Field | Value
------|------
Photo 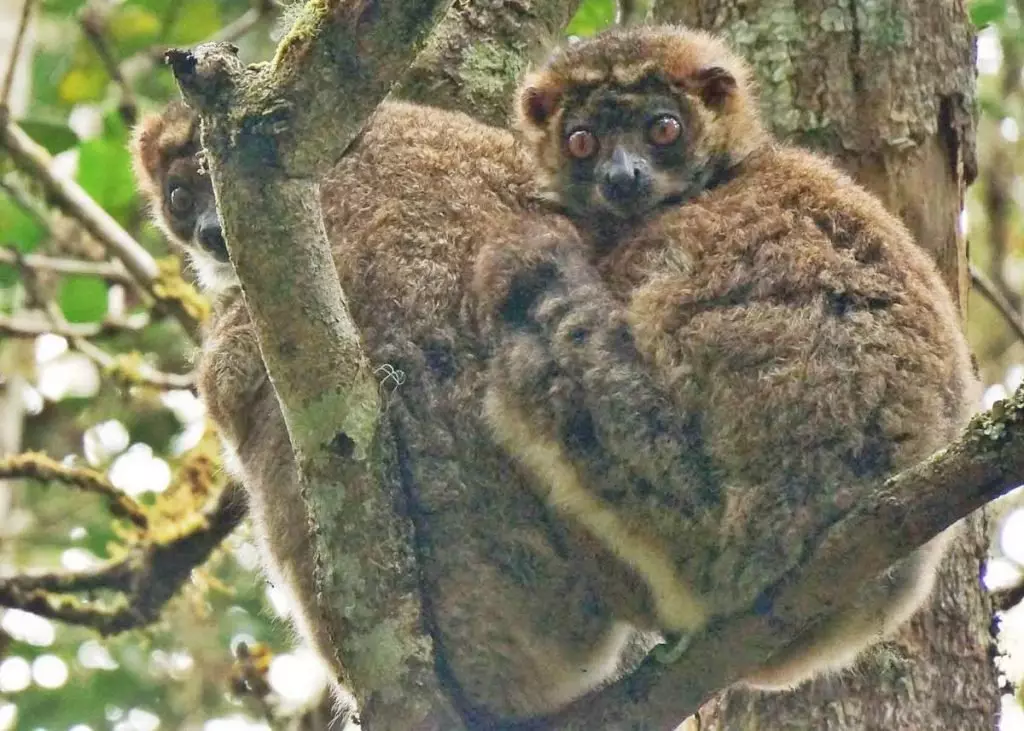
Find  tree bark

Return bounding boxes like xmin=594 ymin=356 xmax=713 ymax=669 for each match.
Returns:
xmin=653 ymin=1 xmax=998 ymax=728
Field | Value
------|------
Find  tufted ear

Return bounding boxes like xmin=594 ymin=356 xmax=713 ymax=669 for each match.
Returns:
xmin=516 ymin=72 xmax=565 ymax=130
xmin=688 ymin=65 xmax=737 ymax=112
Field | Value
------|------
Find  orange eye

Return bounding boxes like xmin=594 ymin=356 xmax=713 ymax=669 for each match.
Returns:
xmin=648 ymin=115 xmax=682 ymax=146
xmin=566 ymin=129 xmax=598 ymax=160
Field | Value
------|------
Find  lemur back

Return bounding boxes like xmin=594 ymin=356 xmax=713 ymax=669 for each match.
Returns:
xmin=501 ymin=24 xmax=977 ymax=689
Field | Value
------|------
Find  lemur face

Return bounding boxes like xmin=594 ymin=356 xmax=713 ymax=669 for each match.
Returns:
xmin=552 ymin=82 xmax=704 ymax=221
xmin=132 ymin=102 xmax=236 ymax=294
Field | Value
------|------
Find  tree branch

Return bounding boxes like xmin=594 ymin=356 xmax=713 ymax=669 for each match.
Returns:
xmin=0 ymin=248 xmax=135 ymax=287
xmin=0 ymin=310 xmax=148 ymax=339
xmin=0 ymin=451 xmax=148 ymax=528
xmin=166 ymin=0 xmax=461 ymax=724
xmin=395 ymin=0 xmax=584 ymax=126
xmin=0 ymin=0 xmax=34 ymax=110
xmin=0 ymin=480 xmax=245 ymax=634
xmin=971 ymin=262 xmax=1024 ymax=347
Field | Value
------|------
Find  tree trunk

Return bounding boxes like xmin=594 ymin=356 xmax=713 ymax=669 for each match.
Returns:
xmin=653 ymin=1 xmax=999 ymax=728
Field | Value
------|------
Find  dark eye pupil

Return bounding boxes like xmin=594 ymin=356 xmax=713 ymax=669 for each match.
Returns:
xmin=169 ymin=187 xmax=193 ymax=214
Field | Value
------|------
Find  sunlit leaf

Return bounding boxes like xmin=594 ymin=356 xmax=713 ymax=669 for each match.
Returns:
xmin=57 ymin=67 xmax=108 ymax=105
xmin=969 ymin=0 xmax=1007 ymax=27
xmin=59 ymin=275 xmax=108 ymax=324
xmin=76 ymin=138 xmax=136 ymax=213
xmin=109 ymin=6 xmax=162 ymax=56
xmin=566 ymin=0 xmax=616 ymax=37
xmin=17 ymin=119 xmax=80 ymax=155
xmin=166 ymin=0 xmax=222 ymax=44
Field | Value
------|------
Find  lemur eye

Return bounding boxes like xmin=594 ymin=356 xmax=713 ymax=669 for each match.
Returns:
xmin=648 ymin=115 xmax=682 ymax=147
xmin=566 ymin=129 xmax=598 ymax=160
xmin=169 ymin=186 xmax=194 ymax=216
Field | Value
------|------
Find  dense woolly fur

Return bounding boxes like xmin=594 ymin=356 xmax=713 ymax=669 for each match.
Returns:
xmin=498 ymin=24 xmax=978 ymax=689
xmin=134 ymin=24 xmax=979 ymax=726
xmin=136 ymin=100 xmax=646 ymax=723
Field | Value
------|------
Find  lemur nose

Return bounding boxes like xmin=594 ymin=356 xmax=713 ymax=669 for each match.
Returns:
xmin=602 ymin=147 xmax=645 ymax=201
xmin=197 ymin=209 xmax=228 ymax=262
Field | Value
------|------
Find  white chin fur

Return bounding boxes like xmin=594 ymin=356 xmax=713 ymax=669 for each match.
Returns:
xmin=189 ymin=249 xmax=239 ymax=296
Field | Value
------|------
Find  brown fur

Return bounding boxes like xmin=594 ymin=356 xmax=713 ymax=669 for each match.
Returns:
xmin=494 ymin=24 xmax=978 ymax=689
xmin=134 ymin=101 xmax=651 ymax=724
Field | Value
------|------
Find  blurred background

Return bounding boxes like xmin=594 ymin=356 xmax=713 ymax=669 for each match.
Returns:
xmin=0 ymin=0 xmax=1022 ymax=728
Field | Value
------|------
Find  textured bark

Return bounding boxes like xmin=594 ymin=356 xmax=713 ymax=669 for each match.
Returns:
xmin=653 ymin=1 xmax=997 ymax=729
xmin=397 ymin=0 xmax=583 ymax=126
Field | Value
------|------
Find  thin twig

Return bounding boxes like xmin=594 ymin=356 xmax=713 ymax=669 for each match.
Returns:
xmin=993 ymin=582 xmax=1024 ymax=614
xmin=38 ymin=298 xmax=195 ymax=391
xmin=78 ymin=6 xmax=138 ymax=125
xmin=210 ymin=0 xmax=273 ymax=45
xmin=0 ymin=121 xmax=205 ymax=341
xmin=0 ymin=0 xmax=34 ymax=111
xmin=0 ymin=175 xmax=48 ymax=229
xmin=971 ymin=262 xmax=1024 ymax=345
xmin=0 ymin=481 xmax=245 ymax=634
xmin=0 ymin=452 xmax=148 ymax=528
xmin=0 ymin=248 xmax=134 ymax=286
xmin=73 ymin=336 xmax=196 ymax=390
xmin=0 ymin=310 xmax=148 ymax=339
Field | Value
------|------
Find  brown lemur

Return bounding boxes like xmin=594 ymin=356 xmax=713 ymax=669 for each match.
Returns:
xmin=133 ymin=99 xmax=694 ymax=724
xmin=477 ymin=24 xmax=979 ymax=690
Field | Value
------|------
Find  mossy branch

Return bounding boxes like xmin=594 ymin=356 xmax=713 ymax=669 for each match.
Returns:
xmin=0 ymin=478 xmax=244 ymax=636
xmin=164 ymin=0 xmax=460 ymax=725
xmin=0 ymin=452 xmax=149 ymax=528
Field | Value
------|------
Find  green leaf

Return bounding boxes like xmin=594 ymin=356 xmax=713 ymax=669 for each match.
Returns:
xmin=0 ymin=197 xmax=46 ymax=254
xmin=57 ymin=66 xmax=108 ymax=105
xmin=17 ymin=118 xmax=80 ymax=155
xmin=166 ymin=0 xmax=222 ymax=44
xmin=108 ymin=6 xmax=162 ymax=56
xmin=565 ymin=0 xmax=616 ymax=37
xmin=30 ymin=50 xmax=71 ymax=112
xmin=42 ymin=0 xmax=88 ymax=14
xmin=58 ymin=275 xmax=108 ymax=324
xmin=969 ymin=0 xmax=1007 ymax=27
xmin=76 ymin=138 xmax=136 ymax=213
xmin=0 ymin=194 xmax=46 ymax=290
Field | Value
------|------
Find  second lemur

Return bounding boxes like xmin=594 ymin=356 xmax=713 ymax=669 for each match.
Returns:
xmin=480 ymin=24 xmax=978 ymax=689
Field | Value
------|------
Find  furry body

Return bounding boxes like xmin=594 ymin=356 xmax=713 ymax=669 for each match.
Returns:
xmin=495 ymin=25 xmax=977 ymax=688
xmin=134 ymin=101 xmax=653 ymax=724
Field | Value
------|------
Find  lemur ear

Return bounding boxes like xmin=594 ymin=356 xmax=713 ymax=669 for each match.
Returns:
xmin=130 ymin=113 xmax=167 ymax=193
xmin=689 ymin=66 xmax=737 ymax=112
xmin=517 ymin=72 xmax=564 ymax=129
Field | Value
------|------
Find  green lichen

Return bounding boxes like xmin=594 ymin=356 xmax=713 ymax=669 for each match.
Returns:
xmin=718 ymin=7 xmax=805 ymax=137
xmin=856 ymin=0 xmax=909 ymax=50
xmin=271 ymin=0 xmax=330 ymax=74
xmin=152 ymin=256 xmax=211 ymax=326
xmin=288 ymin=373 xmax=381 ymax=462
xmin=459 ymin=41 xmax=529 ymax=117
xmin=347 ymin=617 xmax=418 ymax=692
